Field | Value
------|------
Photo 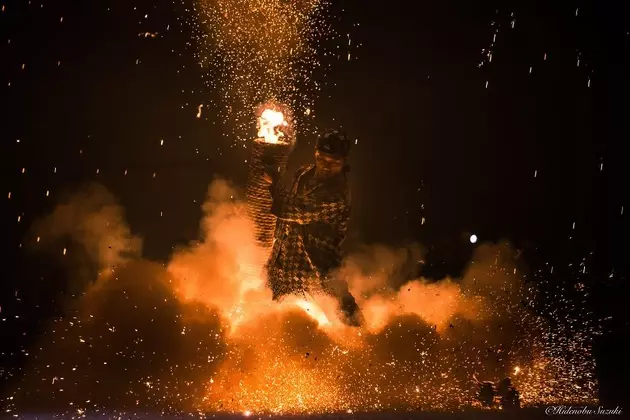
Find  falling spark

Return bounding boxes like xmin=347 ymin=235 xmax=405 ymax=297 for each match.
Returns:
xmin=189 ymin=0 xmax=333 ymax=142
xmin=197 ymin=104 xmax=204 ymax=119
xmin=2 ymin=185 xmax=600 ymax=413
xmin=1 ymin=3 xmax=602 ymax=416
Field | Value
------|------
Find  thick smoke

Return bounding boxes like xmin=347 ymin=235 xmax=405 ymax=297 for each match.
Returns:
xmin=6 ymin=180 xmax=597 ymax=414
xmin=30 ymin=183 xmax=142 ymax=270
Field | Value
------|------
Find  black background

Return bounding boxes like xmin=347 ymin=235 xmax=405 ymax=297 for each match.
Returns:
xmin=1 ymin=0 xmax=628 ymax=407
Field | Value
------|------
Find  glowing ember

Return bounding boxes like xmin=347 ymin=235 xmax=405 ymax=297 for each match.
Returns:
xmin=8 ymin=182 xmax=599 ymax=414
xmin=189 ymin=0 xmax=331 ymax=142
xmin=257 ymin=109 xmax=288 ymax=144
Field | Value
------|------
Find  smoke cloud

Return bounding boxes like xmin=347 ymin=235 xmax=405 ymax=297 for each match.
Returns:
xmin=6 ymin=180 xmax=597 ymax=414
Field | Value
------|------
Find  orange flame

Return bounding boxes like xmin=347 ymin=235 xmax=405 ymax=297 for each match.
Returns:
xmin=257 ymin=109 xmax=287 ymax=143
xmin=294 ymin=298 xmax=331 ymax=326
xmin=25 ymin=180 xmax=597 ymax=414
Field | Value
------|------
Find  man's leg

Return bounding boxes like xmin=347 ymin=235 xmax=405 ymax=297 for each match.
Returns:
xmin=321 ymin=274 xmax=362 ymax=326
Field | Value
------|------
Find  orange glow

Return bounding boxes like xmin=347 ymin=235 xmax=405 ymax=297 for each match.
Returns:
xmin=19 ymin=176 xmax=598 ymax=415
xmin=294 ymin=298 xmax=331 ymax=326
xmin=257 ymin=109 xmax=287 ymax=144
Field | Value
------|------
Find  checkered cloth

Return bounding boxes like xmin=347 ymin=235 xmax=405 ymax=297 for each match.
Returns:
xmin=266 ymin=164 xmax=350 ymax=299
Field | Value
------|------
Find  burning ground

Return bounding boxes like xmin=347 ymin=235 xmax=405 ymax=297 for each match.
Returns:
xmin=2 ymin=180 xmax=597 ymax=415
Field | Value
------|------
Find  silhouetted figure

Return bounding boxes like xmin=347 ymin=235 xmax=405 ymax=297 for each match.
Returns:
xmin=473 ymin=375 xmax=520 ymax=409
xmin=497 ymin=377 xmax=521 ymax=409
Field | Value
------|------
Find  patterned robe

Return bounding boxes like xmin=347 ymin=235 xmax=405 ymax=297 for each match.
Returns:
xmin=266 ymin=164 xmax=350 ymax=299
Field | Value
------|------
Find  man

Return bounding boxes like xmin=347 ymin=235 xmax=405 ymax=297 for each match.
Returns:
xmin=262 ymin=129 xmax=361 ymax=326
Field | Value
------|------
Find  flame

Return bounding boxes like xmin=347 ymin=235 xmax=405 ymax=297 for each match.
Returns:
xmin=20 ymin=181 xmax=598 ymax=414
xmin=294 ymin=299 xmax=331 ymax=326
xmin=257 ymin=109 xmax=287 ymax=144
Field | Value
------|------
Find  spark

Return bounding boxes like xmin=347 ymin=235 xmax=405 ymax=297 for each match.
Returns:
xmin=188 ymin=0 xmax=335 ymax=142
xmin=1 ymin=3 xmax=601 ymax=416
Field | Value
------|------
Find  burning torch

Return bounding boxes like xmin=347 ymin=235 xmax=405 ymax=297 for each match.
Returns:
xmin=245 ymin=107 xmax=294 ymax=266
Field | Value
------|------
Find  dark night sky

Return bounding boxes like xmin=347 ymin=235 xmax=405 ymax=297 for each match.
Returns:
xmin=1 ymin=0 xmax=629 ymax=407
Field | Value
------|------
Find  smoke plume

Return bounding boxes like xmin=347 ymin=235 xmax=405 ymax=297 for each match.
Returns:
xmin=6 ymin=180 xmax=597 ymax=414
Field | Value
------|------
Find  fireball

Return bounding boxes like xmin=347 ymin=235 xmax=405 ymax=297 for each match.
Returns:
xmin=257 ymin=109 xmax=288 ymax=144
